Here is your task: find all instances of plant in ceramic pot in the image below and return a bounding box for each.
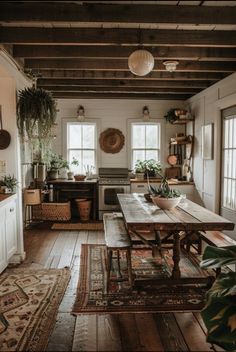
[200,245,236,351]
[134,160,146,180]
[143,159,162,178]
[67,157,79,180]
[47,153,69,180]
[148,174,181,209]
[0,175,18,193]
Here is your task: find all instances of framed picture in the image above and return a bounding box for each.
[202,123,214,160]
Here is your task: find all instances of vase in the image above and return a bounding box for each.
[47,170,58,180]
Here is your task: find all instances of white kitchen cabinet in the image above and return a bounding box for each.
[0,195,17,273]
[5,200,17,260]
[0,207,7,273]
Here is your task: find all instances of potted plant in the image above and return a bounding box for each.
[148,173,181,209]
[143,159,162,178]
[200,245,236,351]
[0,175,18,193]
[17,87,57,141]
[47,153,69,180]
[134,160,146,180]
[67,157,79,180]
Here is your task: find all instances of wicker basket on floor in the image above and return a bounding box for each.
[33,202,71,221]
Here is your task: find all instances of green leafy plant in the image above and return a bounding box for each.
[143,159,162,175]
[48,153,69,171]
[164,108,179,124]
[1,175,18,192]
[17,87,57,140]
[134,160,146,173]
[200,245,236,351]
[148,173,181,198]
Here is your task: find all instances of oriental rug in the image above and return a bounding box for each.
[0,268,70,352]
[72,244,210,314]
[51,222,104,231]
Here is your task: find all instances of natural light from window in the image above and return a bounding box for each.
[131,122,160,169]
[67,122,96,174]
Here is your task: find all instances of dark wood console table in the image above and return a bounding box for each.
[47,179,98,220]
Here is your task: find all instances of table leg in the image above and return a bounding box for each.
[172,231,181,280]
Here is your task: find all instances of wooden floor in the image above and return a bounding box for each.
[17,226,223,352]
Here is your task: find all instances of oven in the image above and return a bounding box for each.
[98,168,131,220]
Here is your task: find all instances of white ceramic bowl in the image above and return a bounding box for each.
[151,196,181,210]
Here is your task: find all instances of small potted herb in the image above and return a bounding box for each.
[143,159,162,178]
[0,175,18,193]
[68,157,79,180]
[47,153,69,180]
[134,160,146,180]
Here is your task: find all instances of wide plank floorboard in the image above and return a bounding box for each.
[5,227,221,352]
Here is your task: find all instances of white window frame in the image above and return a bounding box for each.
[62,118,100,173]
[127,119,163,170]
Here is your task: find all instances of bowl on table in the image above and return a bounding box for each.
[151,196,182,210]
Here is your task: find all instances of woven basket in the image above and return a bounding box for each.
[33,201,71,221]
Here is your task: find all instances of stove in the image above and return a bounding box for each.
[98,168,131,219]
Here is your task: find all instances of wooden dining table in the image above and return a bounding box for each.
[117,193,235,286]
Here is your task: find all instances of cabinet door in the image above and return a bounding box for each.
[131,183,148,193]
[0,207,7,272]
[5,200,17,260]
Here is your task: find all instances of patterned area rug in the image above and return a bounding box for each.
[72,244,210,314]
[0,268,70,351]
[51,222,104,230]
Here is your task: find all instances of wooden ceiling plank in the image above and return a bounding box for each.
[24,58,236,72]
[51,92,191,100]
[2,28,236,47]
[0,3,236,25]
[13,45,236,61]
[38,86,201,94]
[35,70,227,81]
[37,78,209,88]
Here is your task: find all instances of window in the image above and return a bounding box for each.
[66,122,96,174]
[131,122,161,169]
[222,115,236,210]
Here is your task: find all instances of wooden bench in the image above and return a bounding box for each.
[103,213,133,291]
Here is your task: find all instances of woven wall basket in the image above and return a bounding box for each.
[99,128,125,154]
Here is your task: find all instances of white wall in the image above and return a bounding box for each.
[0,49,31,261]
[187,72,236,213]
[53,99,186,171]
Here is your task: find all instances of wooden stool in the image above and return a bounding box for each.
[103,213,133,292]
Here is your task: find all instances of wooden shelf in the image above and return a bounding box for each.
[172,118,194,125]
[170,141,191,145]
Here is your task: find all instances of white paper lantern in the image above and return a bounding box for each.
[128,49,154,76]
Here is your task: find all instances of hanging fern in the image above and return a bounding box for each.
[17,87,57,140]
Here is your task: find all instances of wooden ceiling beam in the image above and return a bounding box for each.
[13,45,236,61]
[25,59,236,72]
[39,86,201,94]
[34,70,227,81]
[0,3,236,25]
[51,92,191,100]
[1,28,236,47]
[37,78,209,89]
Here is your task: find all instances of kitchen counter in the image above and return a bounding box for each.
[130,178,194,185]
[48,178,98,184]
[0,193,17,207]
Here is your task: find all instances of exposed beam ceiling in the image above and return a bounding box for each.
[1,1,236,100]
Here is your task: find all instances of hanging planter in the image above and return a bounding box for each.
[17,87,57,141]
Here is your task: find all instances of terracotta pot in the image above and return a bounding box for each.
[75,199,91,221]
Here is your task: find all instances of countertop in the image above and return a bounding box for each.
[0,193,17,207]
[130,178,194,185]
[47,179,98,184]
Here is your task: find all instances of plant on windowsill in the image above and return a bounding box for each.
[200,245,236,351]
[147,172,181,209]
[134,160,146,180]
[143,159,162,178]
[67,157,79,180]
